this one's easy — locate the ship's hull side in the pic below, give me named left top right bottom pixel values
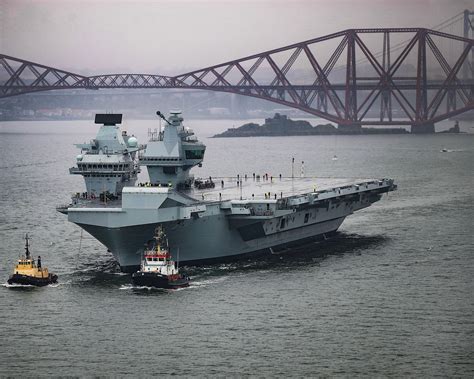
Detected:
left=131, top=272, right=189, bottom=288
left=68, top=180, right=395, bottom=272
left=8, top=274, right=58, bottom=287
left=76, top=206, right=347, bottom=272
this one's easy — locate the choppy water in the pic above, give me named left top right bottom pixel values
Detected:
left=0, top=119, right=473, bottom=376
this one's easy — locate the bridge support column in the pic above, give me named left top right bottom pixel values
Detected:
left=411, top=122, right=435, bottom=134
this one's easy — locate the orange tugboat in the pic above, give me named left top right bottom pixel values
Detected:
left=8, top=234, right=58, bottom=286
left=131, top=227, right=189, bottom=289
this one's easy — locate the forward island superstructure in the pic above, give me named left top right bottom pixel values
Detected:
left=70, top=114, right=140, bottom=199
left=59, top=111, right=397, bottom=272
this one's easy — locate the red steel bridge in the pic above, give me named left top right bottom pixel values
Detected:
left=1, top=27, right=473, bottom=132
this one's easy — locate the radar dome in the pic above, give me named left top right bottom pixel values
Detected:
left=127, top=136, right=138, bottom=148
left=76, top=154, right=83, bottom=161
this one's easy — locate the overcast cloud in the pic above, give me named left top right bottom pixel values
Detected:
left=0, top=0, right=471, bottom=75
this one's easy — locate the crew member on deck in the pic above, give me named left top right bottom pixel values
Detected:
left=37, top=256, right=42, bottom=269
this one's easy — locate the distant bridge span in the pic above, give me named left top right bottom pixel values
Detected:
left=1, top=28, right=473, bottom=132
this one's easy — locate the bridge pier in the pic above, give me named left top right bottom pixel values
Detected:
left=337, top=124, right=362, bottom=133
left=411, top=122, right=435, bottom=134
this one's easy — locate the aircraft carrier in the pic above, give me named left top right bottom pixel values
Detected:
left=58, top=111, right=397, bottom=272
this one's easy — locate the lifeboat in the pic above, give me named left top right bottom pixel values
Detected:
left=131, top=226, right=189, bottom=289
left=8, top=234, right=58, bottom=286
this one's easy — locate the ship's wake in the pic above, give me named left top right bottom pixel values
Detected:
left=1, top=282, right=36, bottom=288
left=119, top=283, right=191, bottom=293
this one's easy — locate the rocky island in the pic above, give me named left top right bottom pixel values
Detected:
left=213, top=113, right=409, bottom=137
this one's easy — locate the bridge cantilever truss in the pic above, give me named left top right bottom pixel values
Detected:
left=1, top=28, right=473, bottom=129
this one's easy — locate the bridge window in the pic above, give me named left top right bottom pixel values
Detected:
left=185, top=149, right=204, bottom=159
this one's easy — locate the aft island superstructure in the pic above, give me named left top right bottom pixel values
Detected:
left=59, top=111, right=397, bottom=272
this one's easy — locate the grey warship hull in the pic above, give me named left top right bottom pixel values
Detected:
left=77, top=216, right=345, bottom=272
left=59, top=111, right=397, bottom=272
left=64, top=177, right=395, bottom=272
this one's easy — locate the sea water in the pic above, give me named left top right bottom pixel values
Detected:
left=0, top=119, right=473, bottom=376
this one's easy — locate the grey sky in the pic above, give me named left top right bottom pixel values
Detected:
left=1, top=0, right=471, bottom=75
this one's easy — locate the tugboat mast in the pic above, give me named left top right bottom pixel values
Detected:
left=24, top=234, right=30, bottom=260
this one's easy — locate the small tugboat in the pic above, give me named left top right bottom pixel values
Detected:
left=8, top=234, right=58, bottom=286
left=131, top=227, right=189, bottom=289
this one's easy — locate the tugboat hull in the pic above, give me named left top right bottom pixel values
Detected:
left=7, top=273, right=58, bottom=287
left=131, top=272, right=189, bottom=289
